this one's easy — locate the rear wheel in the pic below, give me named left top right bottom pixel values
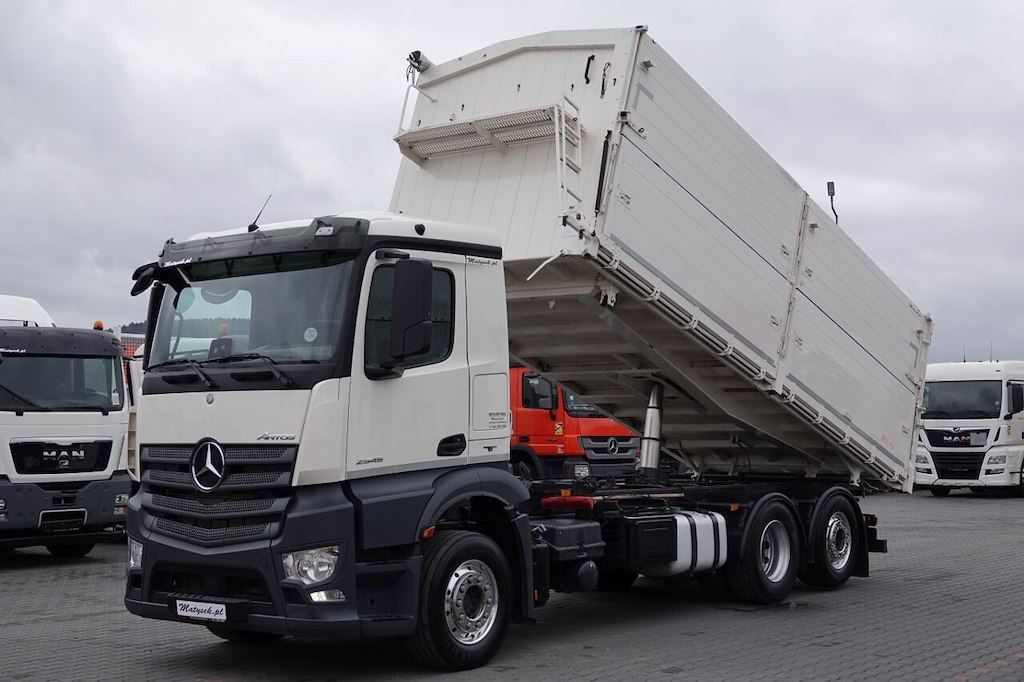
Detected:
left=206, top=625, right=284, bottom=644
left=45, top=543, right=94, bottom=558
left=726, top=500, right=800, bottom=604
left=799, top=496, right=858, bottom=588
left=407, top=530, right=511, bottom=671
left=930, top=487, right=951, bottom=497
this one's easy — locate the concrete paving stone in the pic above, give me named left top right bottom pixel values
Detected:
left=2, top=489, right=1024, bottom=680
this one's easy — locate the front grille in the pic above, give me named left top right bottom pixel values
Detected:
left=9, top=440, right=112, bottom=474
left=140, top=444, right=296, bottom=547
left=925, top=429, right=989, bottom=448
left=581, top=435, right=640, bottom=459
left=932, top=452, right=985, bottom=480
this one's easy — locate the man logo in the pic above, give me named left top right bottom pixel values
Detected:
left=190, top=441, right=226, bottom=492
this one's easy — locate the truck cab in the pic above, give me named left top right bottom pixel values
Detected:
left=914, top=361, right=1024, bottom=496
left=1, top=323, right=133, bottom=556
left=510, top=365, right=638, bottom=479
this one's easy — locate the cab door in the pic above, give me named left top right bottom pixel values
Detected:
left=346, top=250, right=469, bottom=477
left=518, top=372, right=563, bottom=456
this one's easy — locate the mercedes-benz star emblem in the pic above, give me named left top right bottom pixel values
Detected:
left=607, top=438, right=619, bottom=455
left=190, top=441, right=226, bottom=492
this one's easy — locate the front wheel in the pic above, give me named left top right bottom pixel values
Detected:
left=46, top=543, right=94, bottom=558
left=726, top=500, right=800, bottom=604
left=799, top=495, right=858, bottom=588
left=407, top=530, right=511, bottom=671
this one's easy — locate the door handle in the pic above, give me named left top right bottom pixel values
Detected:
left=437, top=434, right=467, bottom=457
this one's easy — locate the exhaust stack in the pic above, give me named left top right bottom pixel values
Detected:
left=636, top=383, right=664, bottom=476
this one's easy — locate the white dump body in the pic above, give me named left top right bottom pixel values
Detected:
left=390, top=27, right=930, bottom=491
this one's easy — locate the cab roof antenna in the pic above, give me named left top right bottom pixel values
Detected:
left=248, top=194, right=272, bottom=233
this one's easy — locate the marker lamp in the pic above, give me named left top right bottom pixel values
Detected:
left=128, top=539, right=144, bottom=571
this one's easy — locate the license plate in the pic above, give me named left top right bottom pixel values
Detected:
left=174, top=599, right=228, bottom=622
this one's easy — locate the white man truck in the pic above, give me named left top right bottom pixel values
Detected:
left=1, top=298, right=133, bottom=557
left=123, top=27, right=931, bottom=670
left=915, top=361, right=1024, bottom=496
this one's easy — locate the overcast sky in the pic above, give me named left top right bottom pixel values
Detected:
left=2, top=1, right=1021, bottom=362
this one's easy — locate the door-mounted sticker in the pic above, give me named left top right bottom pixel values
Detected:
left=303, top=327, right=318, bottom=343
left=554, top=422, right=564, bottom=436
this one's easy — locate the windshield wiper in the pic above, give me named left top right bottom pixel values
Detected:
left=148, top=358, right=218, bottom=389
left=204, top=353, right=296, bottom=388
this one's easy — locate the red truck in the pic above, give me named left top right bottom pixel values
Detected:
left=509, top=365, right=639, bottom=479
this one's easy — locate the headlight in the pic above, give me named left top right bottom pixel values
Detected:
left=914, top=454, right=930, bottom=464
left=128, top=538, right=144, bottom=571
left=282, top=546, right=340, bottom=586
left=987, top=454, right=1007, bottom=465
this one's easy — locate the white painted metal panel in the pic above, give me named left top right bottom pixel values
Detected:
left=389, top=27, right=929, bottom=489
left=797, top=200, right=925, bottom=394
left=601, top=139, right=789, bottom=370
left=610, top=37, right=806, bottom=278
left=346, top=250, right=470, bottom=479
left=785, top=293, right=918, bottom=475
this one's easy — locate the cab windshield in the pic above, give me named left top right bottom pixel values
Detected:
left=149, top=251, right=355, bottom=366
left=922, top=380, right=1002, bottom=420
left=0, top=354, right=124, bottom=413
left=564, top=389, right=602, bottom=418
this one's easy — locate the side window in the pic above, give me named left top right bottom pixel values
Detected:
left=365, top=265, right=455, bottom=370
left=522, top=372, right=557, bottom=410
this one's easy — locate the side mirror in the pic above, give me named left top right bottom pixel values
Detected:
left=131, top=263, right=157, bottom=297
left=390, top=258, right=434, bottom=361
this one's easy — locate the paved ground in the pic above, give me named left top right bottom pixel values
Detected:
left=2, top=488, right=1023, bottom=681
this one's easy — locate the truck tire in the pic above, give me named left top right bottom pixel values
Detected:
left=799, top=495, right=857, bottom=589
left=510, top=451, right=539, bottom=481
left=726, top=500, right=800, bottom=604
left=407, top=530, right=511, bottom=670
left=930, top=487, right=950, bottom=497
left=206, top=625, right=284, bottom=644
left=45, top=543, right=95, bottom=558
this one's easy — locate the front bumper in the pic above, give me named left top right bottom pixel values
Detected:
left=0, top=471, right=131, bottom=549
left=124, top=483, right=420, bottom=638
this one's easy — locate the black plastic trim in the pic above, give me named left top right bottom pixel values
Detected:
left=0, top=327, right=121, bottom=357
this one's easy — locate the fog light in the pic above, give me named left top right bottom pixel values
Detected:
left=282, top=546, right=340, bottom=586
left=914, top=454, right=929, bottom=464
left=573, top=464, right=591, bottom=479
left=128, top=538, right=144, bottom=571
left=915, top=467, right=933, bottom=474
left=987, top=454, right=1007, bottom=465
left=0, top=498, right=6, bottom=511
left=985, top=468, right=1005, bottom=476
left=309, top=589, right=347, bottom=603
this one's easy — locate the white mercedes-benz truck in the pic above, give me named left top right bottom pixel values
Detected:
left=914, top=361, right=1024, bottom=496
left=123, top=27, right=931, bottom=670
left=1, top=300, right=133, bottom=557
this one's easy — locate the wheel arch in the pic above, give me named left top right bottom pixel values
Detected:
left=417, top=467, right=534, bottom=621
left=509, top=445, right=543, bottom=477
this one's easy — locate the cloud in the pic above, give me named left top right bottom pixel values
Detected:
left=1, top=0, right=1022, bottom=365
